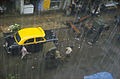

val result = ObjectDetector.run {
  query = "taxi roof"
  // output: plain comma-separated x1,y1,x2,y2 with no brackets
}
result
18,27,45,40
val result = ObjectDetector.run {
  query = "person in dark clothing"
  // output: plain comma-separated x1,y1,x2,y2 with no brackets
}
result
92,0,101,15
100,4,106,12
69,4,76,15
115,15,120,24
86,26,94,37
91,25,104,44
30,0,37,11
45,50,58,68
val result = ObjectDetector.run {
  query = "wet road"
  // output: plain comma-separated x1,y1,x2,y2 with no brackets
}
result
0,26,120,79
0,10,120,79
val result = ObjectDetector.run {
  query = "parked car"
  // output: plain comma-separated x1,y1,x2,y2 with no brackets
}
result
3,27,58,55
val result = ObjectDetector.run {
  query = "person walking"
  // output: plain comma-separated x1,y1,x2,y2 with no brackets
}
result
21,46,31,59
64,46,73,62
65,47,73,57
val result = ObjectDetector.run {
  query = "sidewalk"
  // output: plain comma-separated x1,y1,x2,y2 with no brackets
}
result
0,11,74,30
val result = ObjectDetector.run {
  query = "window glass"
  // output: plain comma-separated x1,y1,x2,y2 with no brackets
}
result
36,37,44,42
24,38,34,44
15,32,21,42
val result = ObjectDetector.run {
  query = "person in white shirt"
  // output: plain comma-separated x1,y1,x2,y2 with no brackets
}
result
21,46,31,59
65,46,73,57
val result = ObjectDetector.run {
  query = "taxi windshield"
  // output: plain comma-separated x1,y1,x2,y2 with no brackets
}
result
15,32,21,42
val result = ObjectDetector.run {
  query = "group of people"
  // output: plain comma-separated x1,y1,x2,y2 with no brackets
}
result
44,46,73,68
21,46,73,64
55,46,73,63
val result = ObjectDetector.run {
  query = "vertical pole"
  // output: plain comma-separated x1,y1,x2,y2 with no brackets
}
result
20,0,24,14
59,0,64,9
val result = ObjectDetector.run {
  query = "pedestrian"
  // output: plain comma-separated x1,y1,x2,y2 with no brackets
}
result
118,32,120,40
21,46,31,59
55,50,62,59
88,25,104,45
86,26,94,37
64,46,73,62
92,25,104,43
55,50,63,65
65,47,73,57
115,15,120,24
92,0,101,15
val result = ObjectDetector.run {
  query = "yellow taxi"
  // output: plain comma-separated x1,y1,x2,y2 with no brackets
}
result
14,27,46,45
4,26,58,55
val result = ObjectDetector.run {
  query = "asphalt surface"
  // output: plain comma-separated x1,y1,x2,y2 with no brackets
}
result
0,10,120,79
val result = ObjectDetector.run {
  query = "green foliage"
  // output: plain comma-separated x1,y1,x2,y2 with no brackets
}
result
9,24,22,32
